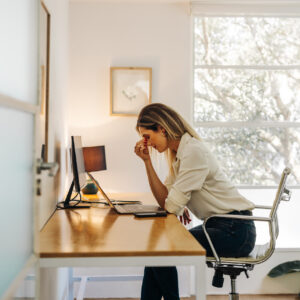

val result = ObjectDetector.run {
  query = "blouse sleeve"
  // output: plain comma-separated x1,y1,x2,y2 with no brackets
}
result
165,147,209,215
164,173,173,192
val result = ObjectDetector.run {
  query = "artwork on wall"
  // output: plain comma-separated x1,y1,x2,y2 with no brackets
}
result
39,2,50,162
110,67,152,116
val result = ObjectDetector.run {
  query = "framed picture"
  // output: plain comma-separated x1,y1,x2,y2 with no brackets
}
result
110,67,152,116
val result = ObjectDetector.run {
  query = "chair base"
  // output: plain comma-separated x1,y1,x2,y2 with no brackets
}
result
229,292,239,300
208,264,251,300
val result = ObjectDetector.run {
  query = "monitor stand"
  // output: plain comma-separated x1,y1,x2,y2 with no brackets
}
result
57,180,90,209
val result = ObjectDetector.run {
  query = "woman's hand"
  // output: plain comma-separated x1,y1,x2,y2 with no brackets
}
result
179,208,192,225
134,138,150,161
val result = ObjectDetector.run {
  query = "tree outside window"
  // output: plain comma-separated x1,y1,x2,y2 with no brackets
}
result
194,17,300,186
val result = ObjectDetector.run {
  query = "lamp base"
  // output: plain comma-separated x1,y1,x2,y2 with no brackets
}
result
82,181,98,194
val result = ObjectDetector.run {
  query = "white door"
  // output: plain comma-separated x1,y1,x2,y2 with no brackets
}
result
0,0,41,298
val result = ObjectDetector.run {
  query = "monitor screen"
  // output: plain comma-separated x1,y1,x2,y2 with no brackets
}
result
71,136,87,193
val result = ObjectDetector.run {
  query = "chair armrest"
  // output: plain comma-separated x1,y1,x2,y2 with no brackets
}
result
202,214,271,264
254,205,272,210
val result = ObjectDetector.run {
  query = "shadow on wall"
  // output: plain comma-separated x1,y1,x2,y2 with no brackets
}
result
54,138,62,202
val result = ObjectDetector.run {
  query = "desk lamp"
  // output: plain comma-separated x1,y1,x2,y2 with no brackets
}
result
82,145,141,205
82,145,107,194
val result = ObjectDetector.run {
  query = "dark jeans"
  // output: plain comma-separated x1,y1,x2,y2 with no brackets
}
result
141,210,256,300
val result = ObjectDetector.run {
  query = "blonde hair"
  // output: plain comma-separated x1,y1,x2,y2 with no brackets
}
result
136,103,200,175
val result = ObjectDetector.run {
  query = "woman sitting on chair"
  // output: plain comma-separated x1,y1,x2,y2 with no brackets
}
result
134,103,256,300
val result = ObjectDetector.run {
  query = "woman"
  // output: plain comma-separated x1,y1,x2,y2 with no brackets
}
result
134,103,256,300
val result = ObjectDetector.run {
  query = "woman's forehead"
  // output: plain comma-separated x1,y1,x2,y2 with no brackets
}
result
138,127,152,136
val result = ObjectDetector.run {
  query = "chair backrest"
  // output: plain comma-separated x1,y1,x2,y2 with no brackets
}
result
249,167,291,262
267,167,291,252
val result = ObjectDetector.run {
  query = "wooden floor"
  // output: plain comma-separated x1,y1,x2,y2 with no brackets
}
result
16,294,300,299
86,296,299,300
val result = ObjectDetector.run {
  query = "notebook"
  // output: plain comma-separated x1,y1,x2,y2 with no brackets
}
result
87,173,166,214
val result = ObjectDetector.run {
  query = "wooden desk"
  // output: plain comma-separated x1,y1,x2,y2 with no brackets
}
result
39,193,206,299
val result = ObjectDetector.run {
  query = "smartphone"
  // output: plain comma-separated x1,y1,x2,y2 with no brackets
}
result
134,211,167,218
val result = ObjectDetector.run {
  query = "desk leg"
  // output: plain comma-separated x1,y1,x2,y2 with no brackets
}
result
39,267,72,300
39,268,58,300
195,256,206,300
68,268,73,300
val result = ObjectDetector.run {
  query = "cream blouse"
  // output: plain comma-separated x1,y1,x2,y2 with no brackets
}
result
164,133,255,219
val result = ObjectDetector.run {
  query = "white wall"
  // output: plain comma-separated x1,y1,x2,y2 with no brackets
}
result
68,1,191,193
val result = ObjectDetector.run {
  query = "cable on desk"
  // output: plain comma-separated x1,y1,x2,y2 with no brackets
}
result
56,192,82,209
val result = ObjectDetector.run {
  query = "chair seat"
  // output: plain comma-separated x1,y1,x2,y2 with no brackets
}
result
206,243,270,264
249,243,270,259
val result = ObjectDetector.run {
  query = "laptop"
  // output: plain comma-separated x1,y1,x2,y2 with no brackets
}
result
87,173,166,214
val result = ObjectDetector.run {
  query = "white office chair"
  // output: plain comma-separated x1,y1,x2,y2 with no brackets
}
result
203,167,291,300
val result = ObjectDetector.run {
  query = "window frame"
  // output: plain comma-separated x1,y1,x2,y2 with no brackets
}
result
191,2,300,189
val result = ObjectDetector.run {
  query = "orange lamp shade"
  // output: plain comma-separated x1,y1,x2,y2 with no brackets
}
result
82,145,107,172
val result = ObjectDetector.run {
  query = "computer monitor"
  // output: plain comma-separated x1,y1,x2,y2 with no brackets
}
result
72,136,86,193
57,136,89,209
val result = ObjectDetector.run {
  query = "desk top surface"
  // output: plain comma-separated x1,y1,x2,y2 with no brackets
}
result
39,193,206,258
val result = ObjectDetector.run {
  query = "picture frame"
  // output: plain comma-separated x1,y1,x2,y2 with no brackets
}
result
110,67,152,116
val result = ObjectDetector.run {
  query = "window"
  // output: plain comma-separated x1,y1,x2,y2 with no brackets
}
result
193,16,300,186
